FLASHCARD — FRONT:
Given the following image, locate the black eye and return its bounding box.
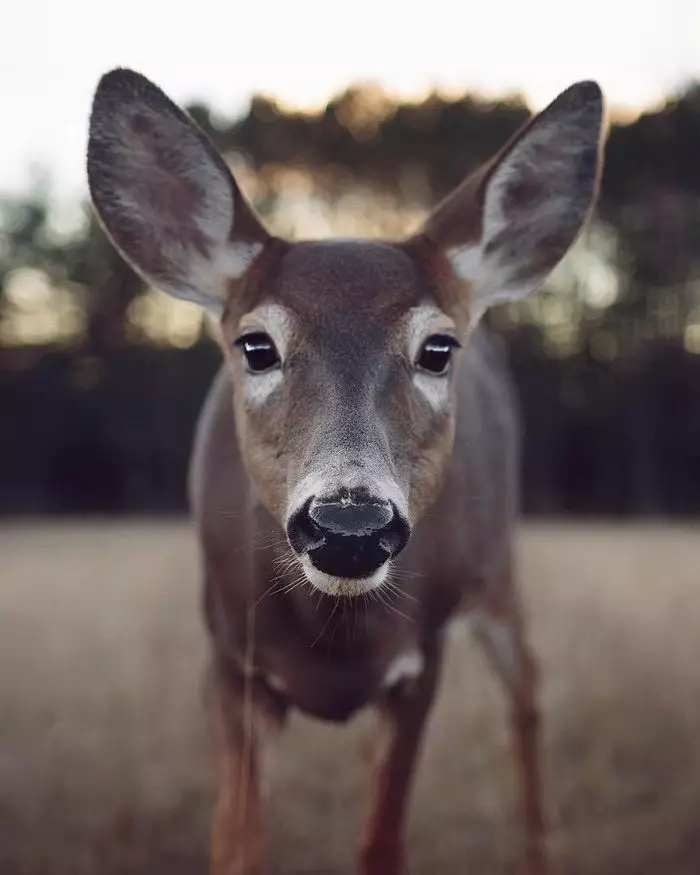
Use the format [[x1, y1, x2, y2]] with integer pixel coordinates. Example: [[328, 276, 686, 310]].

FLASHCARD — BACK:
[[235, 332, 281, 373], [416, 334, 460, 375]]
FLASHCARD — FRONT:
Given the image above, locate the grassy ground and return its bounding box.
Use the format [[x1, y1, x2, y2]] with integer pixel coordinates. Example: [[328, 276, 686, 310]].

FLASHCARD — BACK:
[[1, 521, 699, 874]]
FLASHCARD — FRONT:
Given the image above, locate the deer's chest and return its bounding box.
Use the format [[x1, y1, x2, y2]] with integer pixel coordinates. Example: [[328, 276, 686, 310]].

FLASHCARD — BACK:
[[254, 640, 425, 723]]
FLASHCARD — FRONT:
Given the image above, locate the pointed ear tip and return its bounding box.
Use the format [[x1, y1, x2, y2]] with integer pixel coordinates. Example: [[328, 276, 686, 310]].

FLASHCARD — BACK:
[[559, 80, 605, 111], [91, 67, 156, 112], [87, 69, 142, 164], [573, 79, 603, 97], [89, 68, 175, 147], [96, 66, 146, 89]]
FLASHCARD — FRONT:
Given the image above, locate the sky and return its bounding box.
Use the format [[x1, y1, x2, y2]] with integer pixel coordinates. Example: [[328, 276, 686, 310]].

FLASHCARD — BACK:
[[1, 0, 699, 210]]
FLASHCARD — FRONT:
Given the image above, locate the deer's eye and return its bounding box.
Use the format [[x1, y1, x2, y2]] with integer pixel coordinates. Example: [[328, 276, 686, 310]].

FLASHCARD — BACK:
[[416, 334, 460, 376], [235, 332, 281, 373]]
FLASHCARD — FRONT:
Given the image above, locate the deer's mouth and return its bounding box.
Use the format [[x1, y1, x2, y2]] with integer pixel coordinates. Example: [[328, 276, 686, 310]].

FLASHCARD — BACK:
[[299, 555, 390, 597], [306, 527, 394, 579]]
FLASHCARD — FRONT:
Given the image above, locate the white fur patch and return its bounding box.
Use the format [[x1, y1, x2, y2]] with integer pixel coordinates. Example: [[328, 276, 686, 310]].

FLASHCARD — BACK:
[[445, 243, 514, 326], [238, 303, 293, 406], [406, 304, 457, 361], [469, 610, 519, 693], [382, 648, 424, 689], [264, 672, 287, 694], [413, 372, 449, 412], [445, 244, 481, 282], [406, 304, 457, 409], [197, 242, 265, 318], [223, 241, 265, 280], [300, 555, 389, 597], [239, 303, 293, 359], [242, 370, 283, 406]]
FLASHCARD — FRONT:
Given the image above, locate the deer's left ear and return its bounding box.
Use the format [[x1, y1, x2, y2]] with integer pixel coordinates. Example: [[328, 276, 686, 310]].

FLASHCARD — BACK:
[[87, 68, 270, 315], [417, 81, 605, 323]]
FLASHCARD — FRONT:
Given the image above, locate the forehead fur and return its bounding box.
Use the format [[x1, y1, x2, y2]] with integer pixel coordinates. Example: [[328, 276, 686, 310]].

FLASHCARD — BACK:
[[223, 237, 470, 338], [273, 240, 426, 319]]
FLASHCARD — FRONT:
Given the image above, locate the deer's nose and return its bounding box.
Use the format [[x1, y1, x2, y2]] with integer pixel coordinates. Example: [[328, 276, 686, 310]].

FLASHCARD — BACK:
[[309, 498, 393, 536], [286, 491, 410, 579]]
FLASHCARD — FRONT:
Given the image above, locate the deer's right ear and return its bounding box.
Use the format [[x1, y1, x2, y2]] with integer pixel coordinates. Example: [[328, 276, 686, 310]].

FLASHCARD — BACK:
[[416, 81, 605, 325], [87, 68, 269, 315]]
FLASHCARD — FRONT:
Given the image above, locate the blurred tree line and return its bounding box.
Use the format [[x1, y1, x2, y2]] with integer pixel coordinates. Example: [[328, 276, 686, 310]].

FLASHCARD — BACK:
[[2, 83, 700, 515]]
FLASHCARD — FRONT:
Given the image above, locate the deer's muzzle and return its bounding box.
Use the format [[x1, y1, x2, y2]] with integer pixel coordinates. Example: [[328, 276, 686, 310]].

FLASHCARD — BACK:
[[287, 489, 410, 581]]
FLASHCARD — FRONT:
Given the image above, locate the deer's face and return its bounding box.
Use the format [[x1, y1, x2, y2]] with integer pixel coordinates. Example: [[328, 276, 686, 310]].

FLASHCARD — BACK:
[[87, 69, 604, 597], [222, 240, 462, 594]]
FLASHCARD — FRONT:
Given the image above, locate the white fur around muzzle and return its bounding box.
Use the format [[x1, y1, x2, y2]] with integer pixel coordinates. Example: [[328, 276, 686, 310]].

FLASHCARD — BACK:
[[300, 555, 390, 597]]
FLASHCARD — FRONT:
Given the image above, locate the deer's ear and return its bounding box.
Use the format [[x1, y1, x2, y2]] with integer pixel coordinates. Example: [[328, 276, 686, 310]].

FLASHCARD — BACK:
[[419, 81, 605, 323], [87, 68, 269, 315]]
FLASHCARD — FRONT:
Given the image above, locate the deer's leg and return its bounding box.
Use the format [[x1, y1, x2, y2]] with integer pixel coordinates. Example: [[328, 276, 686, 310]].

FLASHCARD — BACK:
[[359, 640, 442, 875], [208, 663, 285, 875], [471, 590, 547, 875]]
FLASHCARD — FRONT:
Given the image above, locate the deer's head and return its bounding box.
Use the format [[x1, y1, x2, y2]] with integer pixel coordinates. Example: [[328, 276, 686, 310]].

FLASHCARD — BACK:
[[87, 70, 604, 596]]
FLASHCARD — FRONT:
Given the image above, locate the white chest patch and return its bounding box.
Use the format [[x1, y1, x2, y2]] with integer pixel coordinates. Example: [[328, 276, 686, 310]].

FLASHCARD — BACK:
[[264, 672, 287, 694], [382, 649, 425, 690]]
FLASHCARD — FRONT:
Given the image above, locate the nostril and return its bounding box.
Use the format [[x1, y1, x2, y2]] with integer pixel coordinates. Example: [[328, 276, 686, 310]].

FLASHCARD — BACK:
[[379, 508, 410, 558], [287, 498, 324, 554], [379, 529, 403, 555]]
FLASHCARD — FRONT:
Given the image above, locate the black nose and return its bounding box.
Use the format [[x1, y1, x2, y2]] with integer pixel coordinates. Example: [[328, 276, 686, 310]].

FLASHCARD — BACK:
[[287, 491, 410, 578]]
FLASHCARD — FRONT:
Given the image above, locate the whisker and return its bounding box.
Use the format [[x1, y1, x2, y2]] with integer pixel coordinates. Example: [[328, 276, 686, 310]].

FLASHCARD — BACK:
[[230, 529, 289, 554], [248, 580, 286, 613], [326, 597, 343, 655], [374, 584, 415, 623], [248, 556, 306, 613], [384, 578, 417, 605], [218, 508, 248, 519], [270, 555, 299, 576], [311, 594, 340, 649], [388, 566, 425, 580], [280, 574, 308, 595]]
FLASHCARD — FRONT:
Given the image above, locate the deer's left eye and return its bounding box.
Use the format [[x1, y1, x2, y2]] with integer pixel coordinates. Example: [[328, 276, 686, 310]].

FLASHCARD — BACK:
[[234, 332, 281, 373], [416, 335, 460, 376]]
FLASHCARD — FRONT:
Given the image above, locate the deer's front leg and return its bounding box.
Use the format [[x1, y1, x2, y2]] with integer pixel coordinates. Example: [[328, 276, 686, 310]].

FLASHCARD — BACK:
[[209, 667, 266, 875], [472, 592, 548, 875], [359, 641, 442, 875]]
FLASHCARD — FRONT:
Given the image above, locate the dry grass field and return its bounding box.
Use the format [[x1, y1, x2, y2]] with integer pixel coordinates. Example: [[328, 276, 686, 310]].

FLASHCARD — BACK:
[[1, 521, 699, 875]]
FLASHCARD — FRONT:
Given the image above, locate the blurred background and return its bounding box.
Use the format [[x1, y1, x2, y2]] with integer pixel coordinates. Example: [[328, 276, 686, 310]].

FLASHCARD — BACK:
[[2, 2, 700, 874], [2, 0, 700, 517]]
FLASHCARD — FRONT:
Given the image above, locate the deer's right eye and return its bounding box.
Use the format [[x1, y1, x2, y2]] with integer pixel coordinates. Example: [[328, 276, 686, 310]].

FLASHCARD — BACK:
[[416, 334, 460, 376], [234, 332, 281, 373]]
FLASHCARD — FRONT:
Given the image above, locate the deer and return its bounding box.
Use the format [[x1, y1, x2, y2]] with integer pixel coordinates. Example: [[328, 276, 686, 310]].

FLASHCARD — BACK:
[[86, 68, 605, 875]]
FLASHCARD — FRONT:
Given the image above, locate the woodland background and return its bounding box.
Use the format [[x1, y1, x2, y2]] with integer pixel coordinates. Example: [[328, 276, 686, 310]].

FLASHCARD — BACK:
[[3, 83, 700, 516]]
